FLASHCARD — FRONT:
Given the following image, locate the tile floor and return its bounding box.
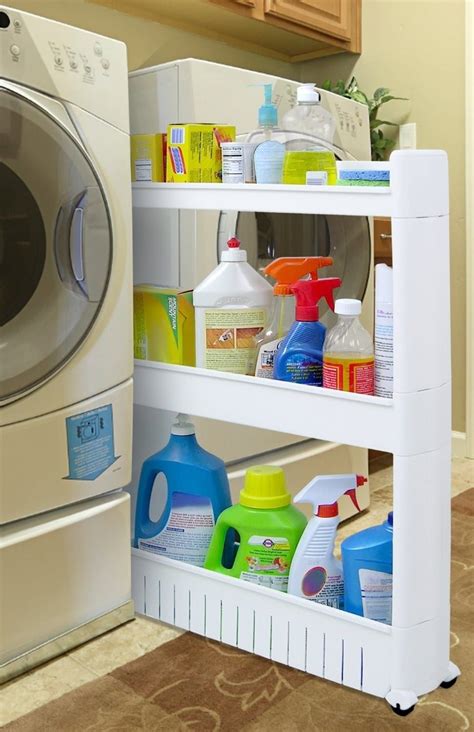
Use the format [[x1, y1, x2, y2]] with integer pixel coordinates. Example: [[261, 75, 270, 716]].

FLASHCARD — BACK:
[[1, 457, 472, 727]]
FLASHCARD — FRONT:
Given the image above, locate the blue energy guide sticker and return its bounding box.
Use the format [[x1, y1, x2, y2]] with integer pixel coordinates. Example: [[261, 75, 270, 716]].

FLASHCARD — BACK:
[[65, 404, 118, 480]]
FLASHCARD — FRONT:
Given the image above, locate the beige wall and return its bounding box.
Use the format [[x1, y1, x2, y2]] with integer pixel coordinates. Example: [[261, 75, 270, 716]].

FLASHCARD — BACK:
[[4, 0, 297, 76], [298, 0, 467, 433]]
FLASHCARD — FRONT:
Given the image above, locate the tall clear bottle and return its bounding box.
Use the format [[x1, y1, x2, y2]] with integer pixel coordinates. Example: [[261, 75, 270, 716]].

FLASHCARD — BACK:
[[282, 84, 336, 146], [323, 299, 374, 395]]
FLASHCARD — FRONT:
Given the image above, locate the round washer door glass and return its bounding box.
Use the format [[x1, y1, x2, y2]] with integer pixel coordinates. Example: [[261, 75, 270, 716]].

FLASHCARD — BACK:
[[0, 89, 112, 402]]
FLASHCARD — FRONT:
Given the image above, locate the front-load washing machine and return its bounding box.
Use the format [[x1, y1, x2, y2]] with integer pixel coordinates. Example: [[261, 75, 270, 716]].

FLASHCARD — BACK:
[[0, 7, 133, 681]]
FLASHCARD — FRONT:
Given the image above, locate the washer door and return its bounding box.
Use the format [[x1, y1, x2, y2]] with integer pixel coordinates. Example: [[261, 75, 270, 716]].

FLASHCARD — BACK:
[[217, 211, 371, 323], [0, 86, 112, 403]]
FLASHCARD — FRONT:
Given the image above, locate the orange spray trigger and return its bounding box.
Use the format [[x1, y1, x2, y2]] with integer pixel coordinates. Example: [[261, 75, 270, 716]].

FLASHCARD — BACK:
[[264, 257, 333, 295]]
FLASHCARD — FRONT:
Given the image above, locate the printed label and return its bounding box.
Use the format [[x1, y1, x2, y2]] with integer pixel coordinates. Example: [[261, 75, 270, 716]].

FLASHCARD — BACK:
[[255, 336, 282, 379], [281, 353, 323, 385], [65, 404, 117, 480], [374, 305, 393, 397], [204, 308, 266, 374], [134, 160, 152, 181], [359, 568, 392, 624], [323, 355, 374, 394], [301, 566, 344, 609], [240, 535, 292, 592], [138, 492, 214, 567]]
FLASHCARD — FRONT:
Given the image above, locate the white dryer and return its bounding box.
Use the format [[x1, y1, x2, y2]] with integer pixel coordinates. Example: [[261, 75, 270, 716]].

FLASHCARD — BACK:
[[0, 7, 133, 523], [0, 7, 133, 681]]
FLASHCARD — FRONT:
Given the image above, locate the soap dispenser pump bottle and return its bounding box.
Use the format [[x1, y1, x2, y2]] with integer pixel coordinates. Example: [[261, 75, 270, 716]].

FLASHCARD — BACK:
[[288, 473, 366, 608], [134, 414, 231, 567], [273, 277, 341, 385], [255, 256, 333, 379]]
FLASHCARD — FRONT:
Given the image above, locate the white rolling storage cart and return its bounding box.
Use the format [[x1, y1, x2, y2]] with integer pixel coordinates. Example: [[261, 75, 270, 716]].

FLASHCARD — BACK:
[[131, 150, 460, 715]]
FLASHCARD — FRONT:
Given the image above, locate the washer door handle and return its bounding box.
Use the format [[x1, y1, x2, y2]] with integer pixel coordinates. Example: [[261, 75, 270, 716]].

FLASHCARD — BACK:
[[70, 206, 85, 282]]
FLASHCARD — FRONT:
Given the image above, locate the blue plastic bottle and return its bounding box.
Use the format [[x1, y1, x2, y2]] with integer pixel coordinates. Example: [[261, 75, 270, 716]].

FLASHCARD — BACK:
[[273, 277, 341, 385], [341, 512, 393, 624], [134, 414, 231, 567]]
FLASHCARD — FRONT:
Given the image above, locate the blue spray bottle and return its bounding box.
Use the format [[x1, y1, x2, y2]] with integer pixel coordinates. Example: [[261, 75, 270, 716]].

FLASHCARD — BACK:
[[273, 277, 341, 385], [134, 414, 231, 567]]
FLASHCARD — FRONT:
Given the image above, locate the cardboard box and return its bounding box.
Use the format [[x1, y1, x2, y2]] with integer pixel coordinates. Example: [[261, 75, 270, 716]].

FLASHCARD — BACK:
[[131, 134, 167, 182], [166, 124, 235, 183], [134, 285, 195, 366]]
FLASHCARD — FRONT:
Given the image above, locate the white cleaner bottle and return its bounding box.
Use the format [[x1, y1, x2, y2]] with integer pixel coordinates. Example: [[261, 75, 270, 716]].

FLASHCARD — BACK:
[[193, 237, 273, 375], [374, 263, 394, 397], [287, 473, 366, 609]]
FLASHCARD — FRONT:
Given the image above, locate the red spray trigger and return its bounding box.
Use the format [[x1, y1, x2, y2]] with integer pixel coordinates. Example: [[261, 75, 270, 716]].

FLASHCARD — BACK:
[[344, 476, 367, 512], [290, 277, 342, 321]]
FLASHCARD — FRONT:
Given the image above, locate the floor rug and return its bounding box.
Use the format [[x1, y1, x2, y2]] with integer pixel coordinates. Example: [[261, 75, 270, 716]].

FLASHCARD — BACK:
[[5, 489, 473, 731]]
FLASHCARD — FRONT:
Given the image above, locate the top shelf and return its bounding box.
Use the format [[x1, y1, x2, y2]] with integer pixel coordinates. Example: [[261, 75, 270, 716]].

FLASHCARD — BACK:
[[131, 152, 449, 220], [132, 182, 392, 218]]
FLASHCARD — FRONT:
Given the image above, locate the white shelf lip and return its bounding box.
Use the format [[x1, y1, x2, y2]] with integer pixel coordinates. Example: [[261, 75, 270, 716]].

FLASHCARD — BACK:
[[132, 547, 392, 634], [132, 181, 392, 217], [133, 360, 395, 452]]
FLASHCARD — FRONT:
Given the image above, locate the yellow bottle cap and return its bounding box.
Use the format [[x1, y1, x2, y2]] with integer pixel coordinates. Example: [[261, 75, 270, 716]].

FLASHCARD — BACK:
[[240, 465, 291, 509]]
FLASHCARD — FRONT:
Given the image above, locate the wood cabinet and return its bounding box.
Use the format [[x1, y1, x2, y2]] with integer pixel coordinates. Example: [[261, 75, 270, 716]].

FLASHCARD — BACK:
[[90, 0, 361, 63], [373, 218, 392, 266]]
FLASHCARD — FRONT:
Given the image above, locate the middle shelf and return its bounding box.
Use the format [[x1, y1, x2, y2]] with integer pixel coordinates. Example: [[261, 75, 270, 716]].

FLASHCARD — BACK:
[[134, 360, 394, 452]]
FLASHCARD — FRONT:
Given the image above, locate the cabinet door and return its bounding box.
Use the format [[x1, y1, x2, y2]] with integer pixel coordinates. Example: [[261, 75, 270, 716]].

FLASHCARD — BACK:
[[264, 0, 354, 41]]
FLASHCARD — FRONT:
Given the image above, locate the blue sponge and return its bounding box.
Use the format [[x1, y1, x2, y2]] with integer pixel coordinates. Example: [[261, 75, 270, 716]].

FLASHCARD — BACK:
[[339, 169, 390, 181]]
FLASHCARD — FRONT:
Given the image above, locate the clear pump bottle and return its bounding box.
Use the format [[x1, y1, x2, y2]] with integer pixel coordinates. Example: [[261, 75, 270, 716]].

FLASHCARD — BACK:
[[323, 299, 374, 394]]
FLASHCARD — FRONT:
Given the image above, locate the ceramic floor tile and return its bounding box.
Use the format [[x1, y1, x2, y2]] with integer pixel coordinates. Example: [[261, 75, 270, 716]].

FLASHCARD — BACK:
[[368, 464, 392, 493], [0, 656, 97, 727], [451, 457, 474, 497], [67, 615, 182, 677]]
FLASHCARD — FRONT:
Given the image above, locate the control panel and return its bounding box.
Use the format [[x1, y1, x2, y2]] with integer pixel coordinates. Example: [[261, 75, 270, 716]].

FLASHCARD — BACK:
[[0, 6, 129, 132]]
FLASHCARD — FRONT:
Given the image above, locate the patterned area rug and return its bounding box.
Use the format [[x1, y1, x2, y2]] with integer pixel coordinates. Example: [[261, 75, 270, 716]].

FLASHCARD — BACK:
[[6, 489, 473, 731]]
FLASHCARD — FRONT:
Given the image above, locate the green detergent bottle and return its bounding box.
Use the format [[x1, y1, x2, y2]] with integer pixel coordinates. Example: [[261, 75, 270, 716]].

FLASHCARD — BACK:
[[204, 466, 307, 592]]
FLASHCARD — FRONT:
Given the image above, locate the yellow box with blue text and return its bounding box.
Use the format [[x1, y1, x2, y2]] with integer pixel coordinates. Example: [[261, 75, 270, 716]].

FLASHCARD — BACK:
[[134, 286, 195, 366]]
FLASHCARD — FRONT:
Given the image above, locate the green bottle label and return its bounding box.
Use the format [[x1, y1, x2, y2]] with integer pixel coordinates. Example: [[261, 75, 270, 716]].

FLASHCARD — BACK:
[[240, 535, 292, 591]]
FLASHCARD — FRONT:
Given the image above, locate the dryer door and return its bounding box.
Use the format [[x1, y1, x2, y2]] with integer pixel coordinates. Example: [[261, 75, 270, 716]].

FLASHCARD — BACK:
[[0, 86, 112, 403]]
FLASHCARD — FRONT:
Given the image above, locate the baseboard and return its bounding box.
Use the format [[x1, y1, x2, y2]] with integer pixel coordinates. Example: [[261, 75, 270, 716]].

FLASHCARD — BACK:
[[452, 431, 467, 458]]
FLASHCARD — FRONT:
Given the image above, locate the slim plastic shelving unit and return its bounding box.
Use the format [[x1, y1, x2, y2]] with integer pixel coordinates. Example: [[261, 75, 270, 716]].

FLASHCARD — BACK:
[[131, 150, 460, 714]]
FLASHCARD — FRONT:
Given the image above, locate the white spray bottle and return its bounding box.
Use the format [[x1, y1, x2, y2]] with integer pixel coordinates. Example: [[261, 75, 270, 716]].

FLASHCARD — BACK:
[[287, 474, 366, 609]]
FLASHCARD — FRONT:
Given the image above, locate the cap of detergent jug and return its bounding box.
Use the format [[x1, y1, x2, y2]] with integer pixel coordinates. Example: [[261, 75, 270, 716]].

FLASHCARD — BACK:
[[171, 413, 195, 435], [291, 277, 341, 321], [240, 465, 291, 509], [221, 237, 247, 262], [264, 256, 333, 295], [297, 83, 321, 104]]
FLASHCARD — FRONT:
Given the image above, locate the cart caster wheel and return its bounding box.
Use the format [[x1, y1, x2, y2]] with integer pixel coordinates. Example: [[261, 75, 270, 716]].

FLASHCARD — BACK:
[[391, 703, 415, 717], [440, 676, 457, 689]]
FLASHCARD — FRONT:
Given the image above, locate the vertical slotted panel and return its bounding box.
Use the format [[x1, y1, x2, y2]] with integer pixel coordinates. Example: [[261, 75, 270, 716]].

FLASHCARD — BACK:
[[305, 624, 324, 677], [131, 563, 145, 614], [360, 634, 391, 697], [221, 599, 239, 646], [288, 621, 308, 671], [173, 581, 190, 630], [253, 608, 272, 659], [342, 639, 363, 690], [324, 632, 344, 683], [189, 588, 206, 635], [159, 576, 175, 624], [270, 611, 289, 665], [236, 605, 254, 653], [145, 573, 161, 620], [204, 593, 222, 641]]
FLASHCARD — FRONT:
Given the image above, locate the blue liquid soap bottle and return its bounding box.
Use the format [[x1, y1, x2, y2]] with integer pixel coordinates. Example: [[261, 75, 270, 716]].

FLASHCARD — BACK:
[[273, 277, 341, 385], [134, 414, 231, 567], [341, 512, 394, 624]]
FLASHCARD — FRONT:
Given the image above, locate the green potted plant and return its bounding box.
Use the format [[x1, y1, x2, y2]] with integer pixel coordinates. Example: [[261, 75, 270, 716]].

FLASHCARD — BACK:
[[322, 77, 407, 161]]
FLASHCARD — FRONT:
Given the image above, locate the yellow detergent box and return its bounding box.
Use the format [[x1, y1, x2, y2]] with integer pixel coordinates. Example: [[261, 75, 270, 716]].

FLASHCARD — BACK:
[[134, 285, 195, 366], [167, 124, 235, 183], [131, 134, 167, 182]]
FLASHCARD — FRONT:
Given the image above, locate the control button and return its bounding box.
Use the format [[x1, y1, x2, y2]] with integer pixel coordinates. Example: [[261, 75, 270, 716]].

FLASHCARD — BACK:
[[13, 19, 21, 30], [94, 41, 102, 56], [10, 44, 20, 57], [84, 64, 92, 75], [54, 55, 63, 66], [70, 59, 78, 70], [101, 58, 110, 70], [0, 11, 10, 28]]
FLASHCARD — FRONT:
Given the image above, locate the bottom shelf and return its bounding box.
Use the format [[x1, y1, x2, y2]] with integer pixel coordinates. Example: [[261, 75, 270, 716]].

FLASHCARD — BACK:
[[132, 548, 391, 699]]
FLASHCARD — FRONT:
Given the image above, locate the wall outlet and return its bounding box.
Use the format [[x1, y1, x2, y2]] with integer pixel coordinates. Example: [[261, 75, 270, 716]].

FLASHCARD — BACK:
[[399, 122, 417, 149]]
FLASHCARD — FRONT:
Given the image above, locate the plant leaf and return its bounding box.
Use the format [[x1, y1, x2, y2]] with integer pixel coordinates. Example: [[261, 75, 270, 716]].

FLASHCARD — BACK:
[[350, 90, 369, 105], [379, 95, 408, 105], [322, 79, 332, 91], [374, 87, 390, 100], [371, 119, 399, 129]]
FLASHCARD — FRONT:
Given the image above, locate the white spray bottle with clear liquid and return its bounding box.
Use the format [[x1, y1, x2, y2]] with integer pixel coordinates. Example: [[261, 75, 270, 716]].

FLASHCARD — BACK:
[[287, 473, 366, 608]]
